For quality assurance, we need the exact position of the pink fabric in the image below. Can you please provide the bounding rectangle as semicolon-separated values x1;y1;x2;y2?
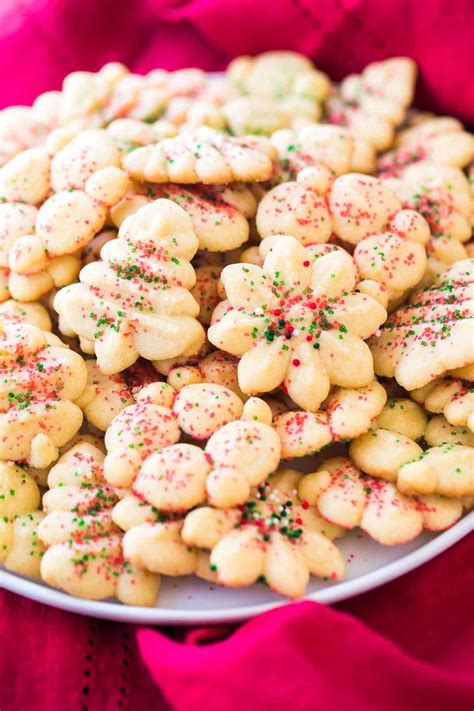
0;0;473;122
1;535;473;710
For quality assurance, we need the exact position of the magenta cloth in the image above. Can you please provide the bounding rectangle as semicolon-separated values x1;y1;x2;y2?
0;0;474;122
1;535;473;710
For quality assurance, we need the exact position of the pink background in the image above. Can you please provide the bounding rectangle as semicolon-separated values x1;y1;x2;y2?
0;0;473;122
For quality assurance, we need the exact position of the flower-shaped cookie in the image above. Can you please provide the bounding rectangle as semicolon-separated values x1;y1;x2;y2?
378;117;474;175
227;51;330;123
104;378;280;508
0;310;87;467
54;199;205;374
38;442;160;605
298;457;464;545
0;461;45;578
208;236;387;411
122;127;276;185
2;159;128;302
369;259;474;390
181;468;344;599
257;171;430;301
411;379;474;432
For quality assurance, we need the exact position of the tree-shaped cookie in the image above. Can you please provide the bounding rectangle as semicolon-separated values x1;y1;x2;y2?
208;235;387;411
327;57;417;154
54;199;205;374
0;307;87;467
369;259;473;390
38;441;160;605
0;461;45;578
122;127;276;185
181;469;344;599
298;457;464;545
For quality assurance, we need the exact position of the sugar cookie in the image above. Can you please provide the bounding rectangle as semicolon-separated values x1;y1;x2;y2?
209;236;386;410
182;468;344;599
299;457;463;545
369;259;474;390
122;127;276;185
54;199;205;373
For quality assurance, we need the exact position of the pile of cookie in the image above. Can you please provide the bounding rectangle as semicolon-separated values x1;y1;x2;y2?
1;52;472;606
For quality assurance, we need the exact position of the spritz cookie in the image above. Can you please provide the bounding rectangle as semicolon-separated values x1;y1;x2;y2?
350;425;474;497
298;457;463;545
369;259;474;390
227;51;330;123
424;415;474;447
269;124;354;183
54;199;205;373
38;442;160;605
181;468;344;599
411;379;474;432
104;381;280;508
379;117;474;174
122;126;276;185
2;159;128;302
112;181;256;252
327;57;417;153
208;235;386;411
157;350;245;399
0;461;45;577
257;171;429;301
0;312;87;467
0;146;51;205
273;380;387;458
75;359;135;431
382;161;472;283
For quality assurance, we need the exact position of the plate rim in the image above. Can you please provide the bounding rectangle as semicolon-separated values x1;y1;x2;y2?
2;512;472;625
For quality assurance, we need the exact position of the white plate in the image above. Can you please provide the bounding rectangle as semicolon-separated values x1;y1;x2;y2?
2;512;471;625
